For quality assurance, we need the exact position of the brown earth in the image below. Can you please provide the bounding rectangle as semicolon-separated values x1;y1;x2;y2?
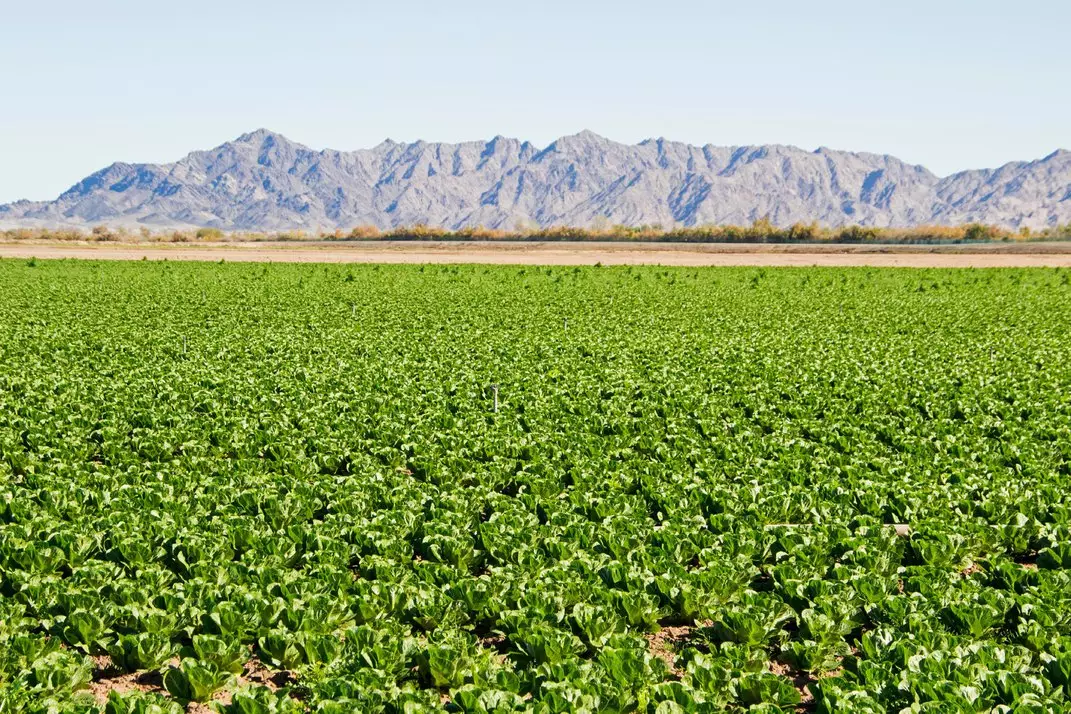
3;240;1071;267
645;625;699;678
87;653;295;709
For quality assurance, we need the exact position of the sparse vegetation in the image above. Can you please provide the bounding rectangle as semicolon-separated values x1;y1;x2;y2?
2;220;1071;244
195;228;224;241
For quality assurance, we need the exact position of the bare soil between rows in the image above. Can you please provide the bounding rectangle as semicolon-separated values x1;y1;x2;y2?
3;240;1071;267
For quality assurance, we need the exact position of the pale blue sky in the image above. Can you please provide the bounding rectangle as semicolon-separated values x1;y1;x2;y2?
1;0;1067;203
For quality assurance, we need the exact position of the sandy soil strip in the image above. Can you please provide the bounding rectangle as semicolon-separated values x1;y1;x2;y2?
2;241;1071;267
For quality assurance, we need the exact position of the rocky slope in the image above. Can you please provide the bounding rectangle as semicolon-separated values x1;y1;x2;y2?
2;130;1068;230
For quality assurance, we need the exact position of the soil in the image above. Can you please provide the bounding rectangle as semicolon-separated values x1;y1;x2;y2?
3;240;1071;267
645;625;696;678
643;624;843;713
768;659;817;710
86;653;297;709
769;658;843;713
87;655;172;703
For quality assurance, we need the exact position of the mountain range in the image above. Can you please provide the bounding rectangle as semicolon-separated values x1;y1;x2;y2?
2;130;1069;231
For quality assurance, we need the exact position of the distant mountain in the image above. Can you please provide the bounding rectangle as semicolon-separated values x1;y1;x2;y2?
2;130;1069;230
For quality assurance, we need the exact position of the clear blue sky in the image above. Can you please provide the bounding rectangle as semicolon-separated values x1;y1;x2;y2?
1;0;1067;203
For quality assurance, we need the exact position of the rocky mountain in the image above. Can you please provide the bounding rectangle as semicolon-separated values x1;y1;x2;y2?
2;130;1069;230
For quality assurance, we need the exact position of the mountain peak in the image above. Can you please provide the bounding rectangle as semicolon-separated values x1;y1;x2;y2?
374;138;401;150
235;128;287;143
541;130;613;156
560;129;607;143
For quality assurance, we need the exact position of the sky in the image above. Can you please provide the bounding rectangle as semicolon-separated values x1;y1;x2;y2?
0;0;1067;203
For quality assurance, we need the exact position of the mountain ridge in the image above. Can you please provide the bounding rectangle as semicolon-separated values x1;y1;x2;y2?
2;130;1069;230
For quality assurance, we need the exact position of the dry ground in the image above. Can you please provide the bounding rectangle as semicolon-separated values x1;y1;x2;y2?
3;240;1071;267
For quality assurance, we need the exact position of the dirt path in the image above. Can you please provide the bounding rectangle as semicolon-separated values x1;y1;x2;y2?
3;241;1071;267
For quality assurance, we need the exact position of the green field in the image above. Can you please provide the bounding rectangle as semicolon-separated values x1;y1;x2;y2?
1;260;1070;713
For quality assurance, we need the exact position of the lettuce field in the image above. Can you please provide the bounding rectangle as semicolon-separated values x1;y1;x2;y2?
1;259;1071;713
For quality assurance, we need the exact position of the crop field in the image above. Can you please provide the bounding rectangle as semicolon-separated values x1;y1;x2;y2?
1;259;1071;713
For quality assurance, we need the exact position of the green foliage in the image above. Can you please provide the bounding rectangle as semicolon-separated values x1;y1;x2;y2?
61;609;110;654
163;658;235;702
104;690;185;714
190;633;247;675
212;686;304;714
27;649;93;693
106;632;176;672
0;260;1069;709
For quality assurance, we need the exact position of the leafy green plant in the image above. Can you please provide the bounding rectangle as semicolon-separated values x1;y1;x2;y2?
707;595;794;648
28;650;93;693
104;690;186;714
107;632;176;672
734;672;803;709
163;658;234;703
1037;542;1071;569
61;609;110;654
212;686;304;714
189;634;247;675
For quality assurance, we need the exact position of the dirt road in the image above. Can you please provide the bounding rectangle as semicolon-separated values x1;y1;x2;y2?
3;241;1071;267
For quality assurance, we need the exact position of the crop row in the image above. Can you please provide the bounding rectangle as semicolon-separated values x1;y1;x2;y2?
0;261;1069;712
